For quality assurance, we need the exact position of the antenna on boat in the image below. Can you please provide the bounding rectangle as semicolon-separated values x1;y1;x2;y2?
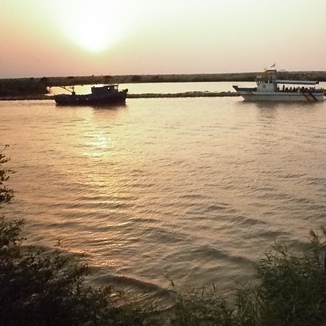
59;86;75;94
263;64;276;71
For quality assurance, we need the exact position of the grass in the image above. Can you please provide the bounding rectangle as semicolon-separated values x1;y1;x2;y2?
234;231;326;326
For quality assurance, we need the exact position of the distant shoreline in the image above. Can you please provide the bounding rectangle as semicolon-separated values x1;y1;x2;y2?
0;71;325;100
2;70;326;85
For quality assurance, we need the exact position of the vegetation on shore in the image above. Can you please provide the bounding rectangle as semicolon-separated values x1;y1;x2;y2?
1;71;326;98
0;77;49;97
1;150;326;325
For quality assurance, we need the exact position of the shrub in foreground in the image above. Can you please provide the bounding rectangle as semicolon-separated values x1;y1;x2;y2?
165;231;326;326
0;217;156;326
235;230;326;326
0;148;14;203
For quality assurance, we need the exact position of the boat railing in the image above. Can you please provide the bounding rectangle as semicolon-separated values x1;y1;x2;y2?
277;86;321;93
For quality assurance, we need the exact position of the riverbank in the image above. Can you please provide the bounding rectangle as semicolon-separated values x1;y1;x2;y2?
31;71;326;85
1;71;325;99
3;70;326;86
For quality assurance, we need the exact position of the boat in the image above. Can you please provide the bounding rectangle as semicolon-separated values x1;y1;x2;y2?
54;84;128;106
233;70;324;102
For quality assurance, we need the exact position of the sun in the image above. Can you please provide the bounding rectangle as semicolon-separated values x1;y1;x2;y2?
57;1;126;52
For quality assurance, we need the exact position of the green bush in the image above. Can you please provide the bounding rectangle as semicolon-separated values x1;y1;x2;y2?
0;216;157;326
167;282;234;326
167;232;326;326
235;231;326;326
0;79;49;97
0;147;14;203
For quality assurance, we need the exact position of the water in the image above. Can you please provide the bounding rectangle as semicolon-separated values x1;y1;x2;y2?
1;82;326;304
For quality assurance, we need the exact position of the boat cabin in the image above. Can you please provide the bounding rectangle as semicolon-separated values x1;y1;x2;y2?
91;84;119;95
256;69;277;92
255;70;321;93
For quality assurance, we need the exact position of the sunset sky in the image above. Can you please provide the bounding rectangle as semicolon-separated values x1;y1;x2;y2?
1;0;326;78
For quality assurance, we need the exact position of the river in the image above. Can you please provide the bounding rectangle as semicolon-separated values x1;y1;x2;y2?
1;81;325;305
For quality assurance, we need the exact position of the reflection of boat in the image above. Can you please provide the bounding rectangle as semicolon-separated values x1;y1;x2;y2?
54;84;128;106
233;70;324;102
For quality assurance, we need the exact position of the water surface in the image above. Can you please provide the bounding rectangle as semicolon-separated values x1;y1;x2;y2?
1;83;325;303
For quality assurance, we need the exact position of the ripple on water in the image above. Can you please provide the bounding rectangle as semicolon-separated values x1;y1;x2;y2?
1;96;326;299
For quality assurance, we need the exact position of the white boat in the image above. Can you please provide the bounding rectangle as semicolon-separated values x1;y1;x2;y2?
233;70;324;102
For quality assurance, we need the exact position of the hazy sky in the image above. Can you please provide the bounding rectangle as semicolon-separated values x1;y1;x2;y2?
1;0;326;78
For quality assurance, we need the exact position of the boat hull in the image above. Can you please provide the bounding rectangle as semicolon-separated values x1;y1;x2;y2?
54;91;128;106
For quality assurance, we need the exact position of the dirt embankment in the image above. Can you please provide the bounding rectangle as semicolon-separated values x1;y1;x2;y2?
14;71;326;86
